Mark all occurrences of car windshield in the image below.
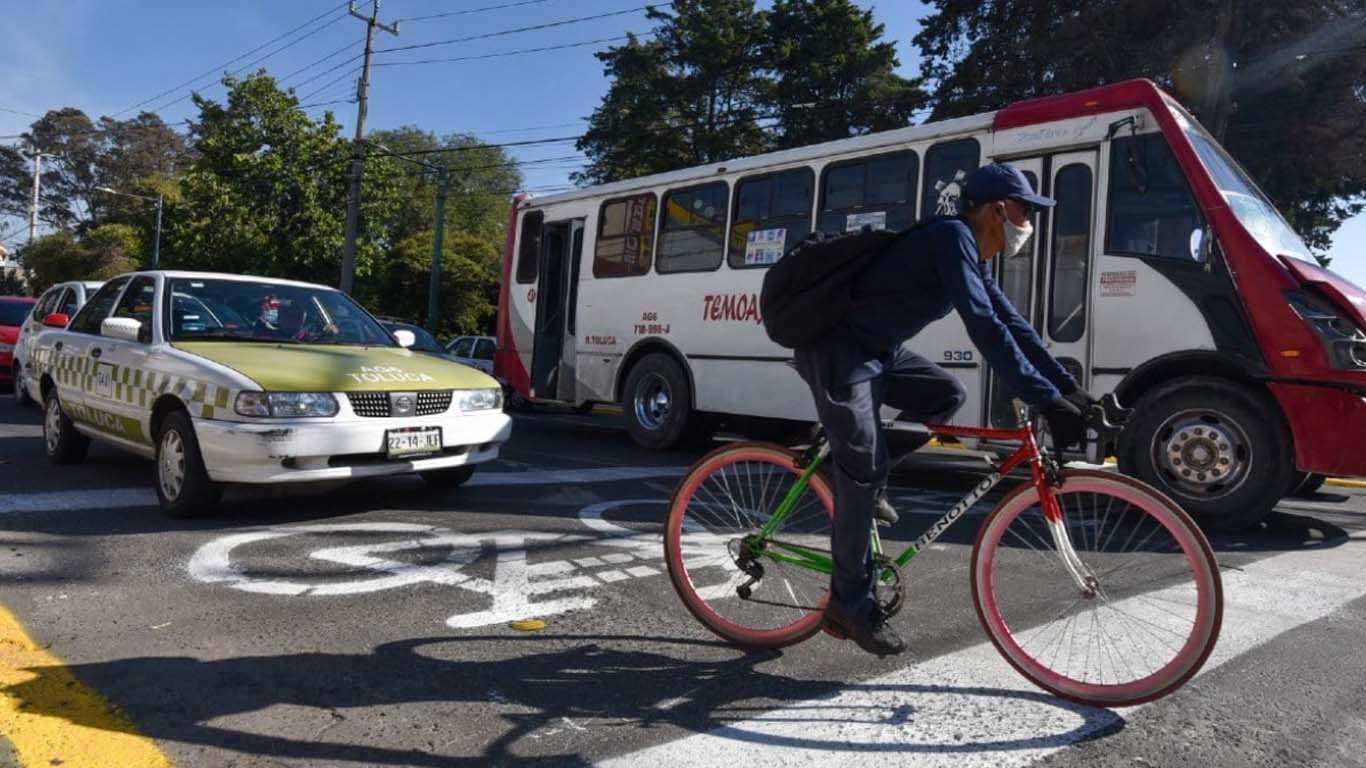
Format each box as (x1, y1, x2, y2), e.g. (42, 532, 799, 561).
(0, 301, 34, 326)
(1168, 99, 1317, 263)
(382, 322, 444, 353)
(167, 278, 395, 346)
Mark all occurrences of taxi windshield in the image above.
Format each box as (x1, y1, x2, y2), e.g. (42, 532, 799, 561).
(1167, 99, 1317, 263)
(167, 278, 395, 346)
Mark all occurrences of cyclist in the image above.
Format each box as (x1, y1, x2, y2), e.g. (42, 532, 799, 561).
(794, 162, 1097, 656)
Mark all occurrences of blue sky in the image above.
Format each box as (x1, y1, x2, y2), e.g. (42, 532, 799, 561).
(1, 0, 1361, 286)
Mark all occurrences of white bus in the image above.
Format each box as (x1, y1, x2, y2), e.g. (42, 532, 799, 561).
(496, 79, 1366, 530)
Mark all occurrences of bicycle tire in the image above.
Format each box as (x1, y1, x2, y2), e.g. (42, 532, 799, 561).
(664, 442, 835, 649)
(970, 470, 1223, 708)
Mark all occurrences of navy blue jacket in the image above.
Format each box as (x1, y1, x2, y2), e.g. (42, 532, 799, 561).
(835, 217, 1074, 407)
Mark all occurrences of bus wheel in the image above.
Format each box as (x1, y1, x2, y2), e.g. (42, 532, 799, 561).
(1288, 471, 1326, 498)
(1119, 376, 1292, 532)
(622, 353, 700, 450)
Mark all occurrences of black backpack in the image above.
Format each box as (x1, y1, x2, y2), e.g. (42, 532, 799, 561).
(759, 226, 908, 349)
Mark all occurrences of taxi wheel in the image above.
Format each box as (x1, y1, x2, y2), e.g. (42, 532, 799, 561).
(420, 465, 476, 489)
(155, 411, 222, 517)
(14, 365, 32, 407)
(44, 391, 89, 465)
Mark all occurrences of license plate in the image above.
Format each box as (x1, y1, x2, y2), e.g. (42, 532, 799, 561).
(385, 427, 442, 459)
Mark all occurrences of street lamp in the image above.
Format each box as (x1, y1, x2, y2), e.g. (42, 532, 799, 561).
(94, 186, 164, 269)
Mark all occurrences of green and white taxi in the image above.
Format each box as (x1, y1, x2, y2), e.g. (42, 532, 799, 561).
(29, 271, 511, 516)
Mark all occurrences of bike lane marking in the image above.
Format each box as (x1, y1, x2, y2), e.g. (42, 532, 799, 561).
(0, 604, 173, 768)
(598, 541, 1366, 767)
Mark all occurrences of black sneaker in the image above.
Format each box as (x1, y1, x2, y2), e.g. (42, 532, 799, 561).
(823, 603, 907, 657)
(875, 488, 899, 527)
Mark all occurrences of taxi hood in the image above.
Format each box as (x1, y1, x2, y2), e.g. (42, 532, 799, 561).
(173, 342, 497, 392)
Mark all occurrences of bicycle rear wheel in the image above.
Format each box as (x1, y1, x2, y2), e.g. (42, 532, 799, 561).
(664, 442, 834, 649)
(971, 470, 1223, 707)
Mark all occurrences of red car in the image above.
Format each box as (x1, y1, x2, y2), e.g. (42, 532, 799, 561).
(0, 296, 38, 389)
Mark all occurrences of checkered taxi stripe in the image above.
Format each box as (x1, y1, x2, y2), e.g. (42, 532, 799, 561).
(36, 349, 233, 418)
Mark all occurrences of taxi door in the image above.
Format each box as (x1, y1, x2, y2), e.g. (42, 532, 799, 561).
(46, 277, 129, 415)
(82, 275, 157, 447)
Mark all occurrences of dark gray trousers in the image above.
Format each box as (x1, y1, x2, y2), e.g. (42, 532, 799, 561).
(795, 340, 967, 622)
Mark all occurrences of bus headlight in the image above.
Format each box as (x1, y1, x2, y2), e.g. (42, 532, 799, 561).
(456, 388, 502, 412)
(1286, 291, 1366, 370)
(235, 392, 339, 418)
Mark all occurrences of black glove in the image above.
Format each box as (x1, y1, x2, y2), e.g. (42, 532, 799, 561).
(1041, 396, 1087, 450)
(1060, 387, 1100, 418)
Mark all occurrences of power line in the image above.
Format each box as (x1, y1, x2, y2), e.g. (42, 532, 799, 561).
(113, 1, 353, 117)
(373, 34, 637, 67)
(0, 106, 44, 119)
(297, 66, 365, 104)
(396, 0, 560, 24)
(277, 38, 365, 83)
(373, 5, 657, 55)
(299, 98, 358, 110)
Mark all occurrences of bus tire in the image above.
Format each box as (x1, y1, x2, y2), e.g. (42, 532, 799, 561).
(622, 353, 699, 450)
(1118, 376, 1291, 532)
(1288, 471, 1326, 498)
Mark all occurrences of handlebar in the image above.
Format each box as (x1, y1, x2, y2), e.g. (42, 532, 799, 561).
(1086, 393, 1132, 441)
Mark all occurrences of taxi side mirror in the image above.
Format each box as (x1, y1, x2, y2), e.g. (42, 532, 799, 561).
(42, 312, 70, 328)
(392, 329, 416, 348)
(101, 317, 143, 342)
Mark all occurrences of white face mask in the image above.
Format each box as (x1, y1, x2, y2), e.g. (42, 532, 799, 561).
(1003, 215, 1034, 258)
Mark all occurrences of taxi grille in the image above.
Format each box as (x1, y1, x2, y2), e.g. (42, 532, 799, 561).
(346, 391, 453, 417)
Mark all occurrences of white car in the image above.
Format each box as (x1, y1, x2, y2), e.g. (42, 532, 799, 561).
(29, 271, 512, 516)
(445, 335, 496, 375)
(12, 280, 103, 406)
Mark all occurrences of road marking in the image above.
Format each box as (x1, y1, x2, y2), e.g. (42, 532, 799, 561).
(599, 542, 1366, 768)
(0, 604, 173, 768)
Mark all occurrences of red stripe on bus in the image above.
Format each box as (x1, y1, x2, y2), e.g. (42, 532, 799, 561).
(495, 194, 532, 397)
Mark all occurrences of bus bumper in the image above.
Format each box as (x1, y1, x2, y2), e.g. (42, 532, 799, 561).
(1269, 382, 1366, 478)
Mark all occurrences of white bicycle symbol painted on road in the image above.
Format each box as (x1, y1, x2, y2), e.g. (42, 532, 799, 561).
(188, 500, 688, 628)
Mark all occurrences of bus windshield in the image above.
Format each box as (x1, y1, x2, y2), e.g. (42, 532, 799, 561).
(1167, 100, 1316, 263)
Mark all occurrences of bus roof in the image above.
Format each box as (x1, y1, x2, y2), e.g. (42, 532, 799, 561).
(519, 78, 1170, 211)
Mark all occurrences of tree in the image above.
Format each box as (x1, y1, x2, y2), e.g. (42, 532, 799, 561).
(167, 73, 402, 286)
(577, 1, 772, 184)
(21, 225, 139, 295)
(0, 269, 24, 297)
(765, 0, 927, 149)
(914, 0, 1366, 258)
(363, 229, 501, 336)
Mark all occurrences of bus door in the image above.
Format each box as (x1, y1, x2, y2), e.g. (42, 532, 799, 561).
(530, 218, 583, 401)
(985, 150, 1099, 428)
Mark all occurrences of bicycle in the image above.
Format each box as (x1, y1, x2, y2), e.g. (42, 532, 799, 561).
(663, 395, 1223, 708)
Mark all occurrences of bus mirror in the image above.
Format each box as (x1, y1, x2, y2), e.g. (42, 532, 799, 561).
(1189, 228, 1210, 262)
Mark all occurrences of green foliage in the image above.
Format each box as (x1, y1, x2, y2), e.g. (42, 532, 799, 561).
(355, 228, 501, 337)
(166, 73, 403, 286)
(914, 0, 1366, 258)
(0, 269, 24, 297)
(577, 0, 925, 184)
(21, 225, 140, 295)
(765, 0, 927, 149)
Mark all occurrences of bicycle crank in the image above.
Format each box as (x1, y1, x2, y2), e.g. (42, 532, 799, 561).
(874, 554, 904, 617)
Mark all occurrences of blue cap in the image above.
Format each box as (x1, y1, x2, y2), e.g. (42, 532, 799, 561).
(961, 163, 1056, 210)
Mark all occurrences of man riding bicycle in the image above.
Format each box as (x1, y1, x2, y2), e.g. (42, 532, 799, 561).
(794, 162, 1097, 656)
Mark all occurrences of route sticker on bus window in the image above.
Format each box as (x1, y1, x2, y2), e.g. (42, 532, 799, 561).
(1099, 270, 1137, 297)
(745, 228, 787, 265)
(846, 211, 888, 232)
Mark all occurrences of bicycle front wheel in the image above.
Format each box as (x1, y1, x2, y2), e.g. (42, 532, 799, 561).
(971, 470, 1223, 707)
(664, 442, 834, 649)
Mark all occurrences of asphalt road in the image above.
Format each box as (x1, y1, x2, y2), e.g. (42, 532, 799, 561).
(1, 395, 1364, 768)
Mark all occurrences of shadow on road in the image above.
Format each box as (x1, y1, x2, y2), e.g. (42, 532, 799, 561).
(6, 633, 1123, 766)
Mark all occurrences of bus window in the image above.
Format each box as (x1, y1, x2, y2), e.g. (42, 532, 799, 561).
(818, 151, 919, 233)
(594, 194, 657, 278)
(1048, 164, 1093, 343)
(1106, 134, 1203, 261)
(922, 138, 980, 218)
(657, 182, 728, 273)
(728, 168, 814, 268)
(516, 210, 543, 284)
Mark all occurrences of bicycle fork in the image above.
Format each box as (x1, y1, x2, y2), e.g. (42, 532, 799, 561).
(1040, 490, 1105, 600)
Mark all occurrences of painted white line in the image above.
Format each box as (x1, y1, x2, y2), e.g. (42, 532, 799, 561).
(599, 542, 1366, 768)
(0, 466, 690, 515)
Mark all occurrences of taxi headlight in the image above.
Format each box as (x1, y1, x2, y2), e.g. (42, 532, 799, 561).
(456, 388, 502, 412)
(234, 392, 338, 418)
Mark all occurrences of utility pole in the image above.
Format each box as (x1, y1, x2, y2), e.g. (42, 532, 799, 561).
(426, 167, 449, 336)
(28, 153, 42, 244)
(152, 193, 164, 268)
(340, 0, 398, 295)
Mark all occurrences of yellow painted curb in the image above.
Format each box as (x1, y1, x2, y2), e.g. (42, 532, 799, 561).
(510, 619, 546, 631)
(1326, 477, 1366, 489)
(0, 604, 172, 768)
